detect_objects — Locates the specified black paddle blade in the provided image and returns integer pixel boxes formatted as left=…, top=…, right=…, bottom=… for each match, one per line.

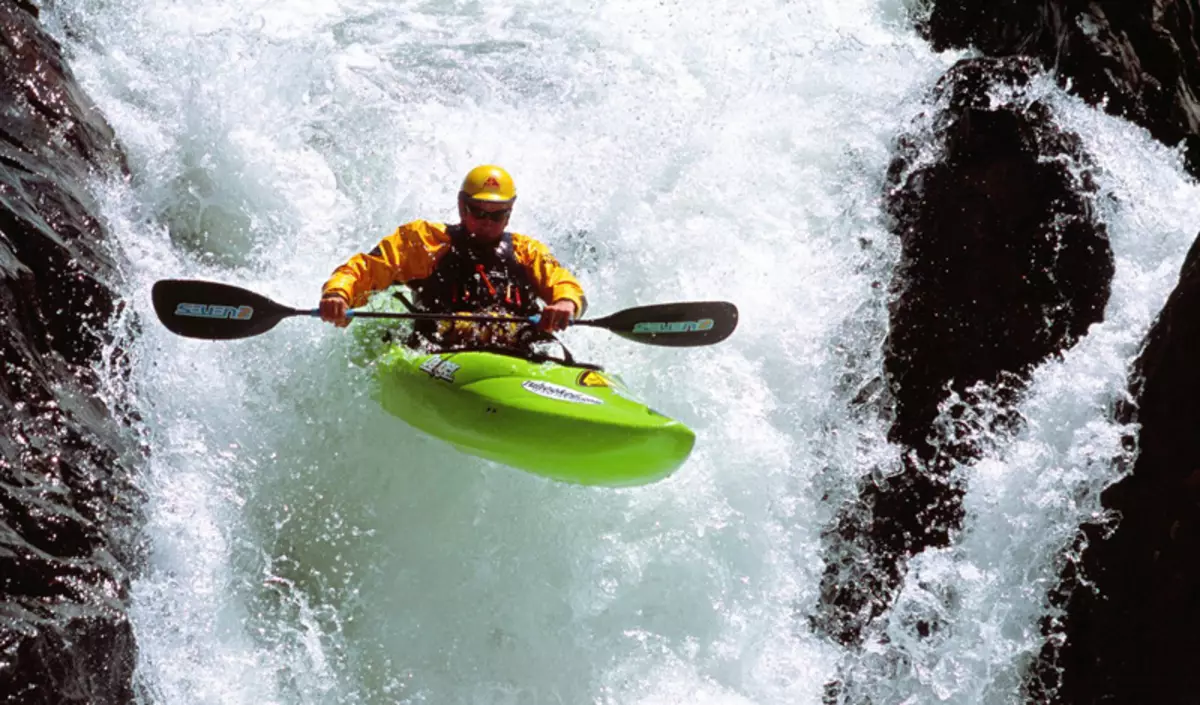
left=582, top=301, right=739, bottom=347
left=151, top=279, right=299, bottom=340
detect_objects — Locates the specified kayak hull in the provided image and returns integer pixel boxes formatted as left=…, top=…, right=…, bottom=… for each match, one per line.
left=373, top=347, right=695, bottom=486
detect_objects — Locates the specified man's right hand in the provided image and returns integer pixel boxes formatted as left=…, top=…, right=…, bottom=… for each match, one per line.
left=319, top=294, right=351, bottom=327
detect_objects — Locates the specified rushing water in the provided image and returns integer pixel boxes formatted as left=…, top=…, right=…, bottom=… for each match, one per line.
left=44, top=0, right=1200, bottom=702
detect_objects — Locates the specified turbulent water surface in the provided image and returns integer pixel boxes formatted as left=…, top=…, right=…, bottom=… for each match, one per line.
left=42, top=0, right=1200, bottom=702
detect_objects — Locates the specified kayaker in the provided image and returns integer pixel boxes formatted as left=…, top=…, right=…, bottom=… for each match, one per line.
left=318, top=165, right=586, bottom=348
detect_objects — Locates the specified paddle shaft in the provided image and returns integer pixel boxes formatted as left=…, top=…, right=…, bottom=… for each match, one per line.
left=329, top=310, right=687, bottom=332
left=309, top=309, right=535, bottom=325
left=321, top=310, right=634, bottom=329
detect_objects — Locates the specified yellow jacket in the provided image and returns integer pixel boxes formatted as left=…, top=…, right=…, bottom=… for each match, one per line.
left=321, top=220, right=586, bottom=314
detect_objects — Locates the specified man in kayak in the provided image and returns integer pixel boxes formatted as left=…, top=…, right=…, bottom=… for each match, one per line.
left=318, top=165, right=586, bottom=349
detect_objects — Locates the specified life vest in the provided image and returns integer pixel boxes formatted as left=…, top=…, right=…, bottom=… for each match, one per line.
left=406, top=225, right=541, bottom=317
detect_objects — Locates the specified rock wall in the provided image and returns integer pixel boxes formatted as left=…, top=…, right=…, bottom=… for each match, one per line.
left=921, top=0, right=1200, bottom=177
left=813, top=56, right=1114, bottom=650
left=1028, top=237, right=1200, bottom=704
left=837, top=0, right=1200, bottom=702
left=0, top=2, right=141, bottom=703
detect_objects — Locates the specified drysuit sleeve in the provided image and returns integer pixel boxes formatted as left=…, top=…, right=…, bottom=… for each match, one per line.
left=321, top=221, right=446, bottom=307
left=513, top=234, right=587, bottom=317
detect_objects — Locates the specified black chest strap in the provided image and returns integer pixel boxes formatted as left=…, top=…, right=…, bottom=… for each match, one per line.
left=407, top=226, right=540, bottom=315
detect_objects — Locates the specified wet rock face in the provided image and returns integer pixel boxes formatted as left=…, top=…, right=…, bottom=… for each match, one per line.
left=1, top=2, right=141, bottom=704
left=883, top=58, right=1114, bottom=453
left=1029, top=234, right=1200, bottom=704
left=915, top=3, right=1200, bottom=701
left=920, top=0, right=1200, bottom=177
left=814, top=57, right=1114, bottom=648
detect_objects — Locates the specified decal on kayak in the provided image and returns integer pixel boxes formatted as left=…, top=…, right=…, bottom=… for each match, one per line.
left=175, top=302, right=254, bottom=320
left=419, top=356, right=460, bottom=382
left=576, top=370, right=609, bottom=388
left=632, top=318, right=714, bottom=334
left=522, top=381, right=603, bottom=405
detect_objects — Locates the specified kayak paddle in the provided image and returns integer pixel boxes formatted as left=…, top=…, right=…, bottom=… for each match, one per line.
left=151, top=279, right=738, bottom=347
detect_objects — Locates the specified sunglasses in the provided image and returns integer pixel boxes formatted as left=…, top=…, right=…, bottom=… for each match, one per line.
left=465, top=203, right=512, bottom=222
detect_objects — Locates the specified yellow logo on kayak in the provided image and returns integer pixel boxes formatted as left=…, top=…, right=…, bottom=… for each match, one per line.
left=577, top=370, right=609, bottom=388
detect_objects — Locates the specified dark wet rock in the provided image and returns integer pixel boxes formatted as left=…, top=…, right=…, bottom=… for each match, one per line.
left=913, top=3, right=1200, bottom=701
left=1028, top=231, right=1200, bottom=704
left=919, top=0, right=1200, bottom=178
left=813, top=57, right=1114, bottom=648
left=1, top=1, right=141, bottom=703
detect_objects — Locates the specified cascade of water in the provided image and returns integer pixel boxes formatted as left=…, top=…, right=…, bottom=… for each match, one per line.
left=44, top=0, right=1200, bottom=702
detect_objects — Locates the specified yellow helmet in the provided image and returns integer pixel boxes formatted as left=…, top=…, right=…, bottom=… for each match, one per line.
left=460, top=164, right=516, bottom=203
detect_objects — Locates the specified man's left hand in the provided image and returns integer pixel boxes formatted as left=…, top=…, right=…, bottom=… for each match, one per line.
left=538, top=299, right=577, bottom=332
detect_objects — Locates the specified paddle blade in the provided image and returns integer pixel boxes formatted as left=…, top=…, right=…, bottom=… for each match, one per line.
left=151, top=279, right=299, bottom=340
left=582, top=301, right=739, bottom=347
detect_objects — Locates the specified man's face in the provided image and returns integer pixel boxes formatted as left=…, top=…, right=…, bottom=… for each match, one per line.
left=460, top=198, right=512, bottom=244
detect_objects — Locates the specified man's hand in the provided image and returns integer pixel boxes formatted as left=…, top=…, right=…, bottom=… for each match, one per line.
left=319, top=294, right=351, bottom=327
left=538, top=299, right=577, bottom=332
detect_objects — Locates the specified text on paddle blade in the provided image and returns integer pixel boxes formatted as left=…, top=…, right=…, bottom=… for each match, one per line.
left=632, top=318, right=715, bottom=334
left=175, top=303, right=255, bottom=320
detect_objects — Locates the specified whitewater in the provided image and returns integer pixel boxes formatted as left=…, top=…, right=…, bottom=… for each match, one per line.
left=41, top=0, right=1200, bottom=702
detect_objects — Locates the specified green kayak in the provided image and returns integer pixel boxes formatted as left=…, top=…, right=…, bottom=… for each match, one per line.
left=371, top=345, right=695, bottom=486
left=352, top=295, right=696, bottom=486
